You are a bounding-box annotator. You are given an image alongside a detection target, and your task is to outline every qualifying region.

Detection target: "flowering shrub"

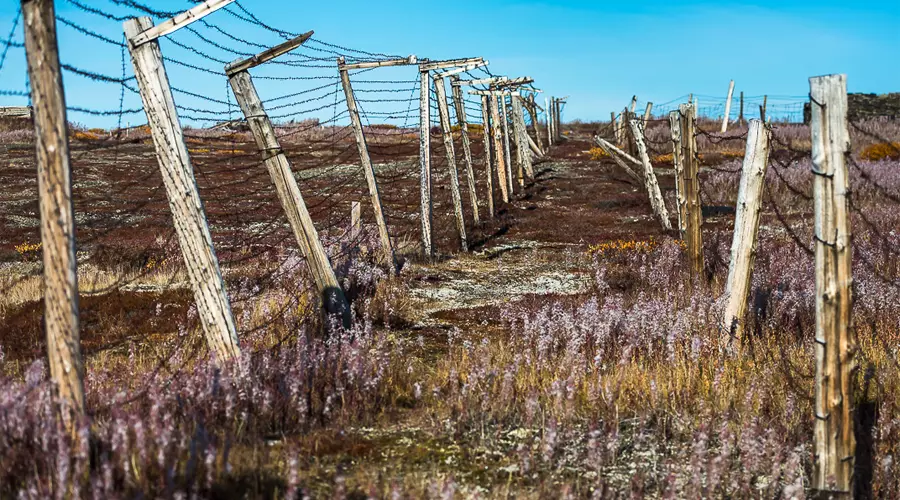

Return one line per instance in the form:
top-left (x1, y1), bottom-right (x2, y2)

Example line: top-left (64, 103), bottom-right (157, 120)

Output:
top-left (860, 142), bottom-right (900, 161)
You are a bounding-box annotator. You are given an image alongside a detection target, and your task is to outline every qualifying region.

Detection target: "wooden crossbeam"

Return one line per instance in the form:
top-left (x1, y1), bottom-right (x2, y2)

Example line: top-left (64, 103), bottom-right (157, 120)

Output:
top-left (419, 57), bottom-right (483, 71)
top-left (432, 60), bottom-right (488, 78)
top-left (128, 0), bottom-right (235, 47)
top-left (453, 76), bottom-right (509, 87)
top-left (493, 77), bottom-right (534, 88)
top-left (339, 56), bottom-right (417, 70)
top-left (225, 31), bottom-right (314, 76)
top-left (468, 89), bottom-right (520, 97)
top-left (0, 106), bottom-right (32, 118)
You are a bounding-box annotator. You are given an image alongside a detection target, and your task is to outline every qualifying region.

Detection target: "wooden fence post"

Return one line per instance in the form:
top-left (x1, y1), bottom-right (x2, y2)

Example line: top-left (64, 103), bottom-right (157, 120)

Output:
top-left (499, 95), bottom-right (515, 196)
top-left (23, 0), bottom-right (85, 430)
top-left (593, 137), bottom-right (643, 185)
top-left (229, 70), bottom-right (351, 326)
top-left (490, 95), bottom-right (510, 203)
top-left (721, 79), bottom-right (735, 133)
top-left (721, 120), bottom-right (770, 347)
top-left (338, 60), bottom-right (398, 272)
top-left (351, 201), bottom-right (361, 242)
top-left (555, 98), bottom-right (564, 141)
top-left (668, 110), bottom-right (687, 237)
top-left (511, 96), bottom-right (534, 184)
top-left (629, 119), bottom-right (672, 230)
top-left (642, 102), bottom-right (653, 127)
top-left (480, 96), bottom-right (495, 217)
top-left (629, 95), bottom-right (637, 114)
top-left (125, 17), bottom-right (240, 361)
top-left (760, 95), bottom-right (767, 123)
top-left (679, 103), bottom-right (704, 278)
top-left (546, 96), bottom-right (554, 145)
top-left (810, 73), bottom-right (855, 498)
top-left (433, 76), bottom-right (468, 251)
top-left (419, 68), bottom-right (434, 257)
top-left (449, 77), bottom-right (480, 224)
top-left (739, 91), bottom-right (745, 125)
top-left (525, 94), bottom-right (545, 154)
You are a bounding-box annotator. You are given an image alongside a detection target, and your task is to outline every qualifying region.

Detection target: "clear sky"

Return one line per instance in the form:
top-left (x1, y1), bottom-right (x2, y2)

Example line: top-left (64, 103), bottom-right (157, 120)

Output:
top-left (0, 0), bottom-right (897, 126)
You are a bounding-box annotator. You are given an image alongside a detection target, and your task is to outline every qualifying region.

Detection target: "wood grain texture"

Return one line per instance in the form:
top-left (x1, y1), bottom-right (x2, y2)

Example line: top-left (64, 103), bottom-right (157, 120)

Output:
top-left (433, 76), bottom-right (468, 251)
top-left (419, 69), bottom-right (434, 256)
top-left (480, 96), bottom-right (495, 218)
top-left (490, 95), bottom-right (510, 203)
top-left (628, 119), bottom-right (672, 230)
top-left (450, 76), bottom-right (480, 224)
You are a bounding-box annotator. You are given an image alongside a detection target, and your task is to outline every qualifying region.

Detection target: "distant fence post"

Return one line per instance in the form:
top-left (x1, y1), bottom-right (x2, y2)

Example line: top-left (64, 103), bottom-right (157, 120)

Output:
top-left (480, 96), bottom-right (495, 217)
top-left (642, 102), bottom-right (653, 127)
top-left (629, 119), bottom-right (672, 230)
top-left (679, 103), bottom-right (704, 278)
top-left (721, 120), bottom-right (770, 348)
top-left (760, 95), bottom-right (768, 123)
top-left (546, 96), bottom-right (554, 146)
top-left (512, 95), bottom-right (534, 183)
top-left (668, 110), bottom-right (687, 237)
top-left (229, 68), bottom-right (351, 327)
top-left (450, 76), bottom-right (480, 224)
top-left (125, 16), bottom-right (240, 361)
top-left (739, 91), bottom-right (745, 125)
top-left (433, 76), bottom-right (469, 251)
top-left (721, 79), bottom-right (735, 133)
top-left (490, 95), bottom-right (510, 203)
top-left (419, 67), bottom-right (434, 257)
top-left (525, 94), bottom-right (545, 154)
top-left (499, 95), bottom-right (515, 195)
top-left (810, 73), bottom-right (855, 498)
top-left (23, 0), bottom-right (85, 431)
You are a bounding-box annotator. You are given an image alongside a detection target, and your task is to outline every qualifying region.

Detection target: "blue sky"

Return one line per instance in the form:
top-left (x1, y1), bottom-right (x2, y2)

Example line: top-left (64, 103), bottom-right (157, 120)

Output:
top-left (0, 0), bottom-right (897, 126)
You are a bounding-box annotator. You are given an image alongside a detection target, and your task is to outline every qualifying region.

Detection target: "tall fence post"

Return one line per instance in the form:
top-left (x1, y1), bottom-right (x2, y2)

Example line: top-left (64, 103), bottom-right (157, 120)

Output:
top-left (668, 110), bottom-right (687, 238)
top-left (629, 119), bottom-right (672, 230)
top-left (480, 96), bottom-right (495, 217)
top-left (679, 103), bottom-right (704, 278)
top-left (810, 73), bottom-right (855, 498)
top-left (229, 69), bottom-right (352, 326)
top-left (433, 76), bottom-right (468, 251)
top-left (499, 95), bottom-right (515, 196)
top-left (721, 79), bottom-right (735, 133)
top-left (490, 95), bottom-right (510, 203)
top-left (739, 91), bottom-right (745, 125)
top-left (338, 59), bottom-right (398, 272)
top-left (419, 68), bottom-right (434, 257)
top-left (351, 201), bottom-right (361, 242)
top-left (525, 94), bottom-right (545, 154)
top-left (23, 0), bottom-right (85, 430)
top-left (546, 96), bottom-right (554, 145)
top-left (721, 120), bottom-right (770, 348)
top-left (450, 77), bottom-right (480, 224)
top-left (124, 17), bottom-right (240, 361)
top-left (642, 102), bottom-right (653, 127)
top-left (760, 95), bottom-right (768, 123)
top-left (511, 95), bottom-right (534, 184)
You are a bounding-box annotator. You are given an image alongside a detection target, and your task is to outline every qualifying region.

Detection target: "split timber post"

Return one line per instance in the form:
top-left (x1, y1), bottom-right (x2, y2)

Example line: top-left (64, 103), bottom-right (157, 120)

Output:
top-left (490, 95), bottom-right (510, 203)
top-left (338, 57), bottom-right (399, 273)
top-left (525, 95), bottom-right (545, 154)
top-left (810, 74), bottom-right (855, 498)
top-left (642, 102), bottom-right (653, 127)
top-left (23, 0), bottom-right (85, 430)
top-left (499, 96), bottom-right (515, 195)
top-left (668, 111), bottom-right (687, 237)
top-left (679, 103), bottom-right (704, 278)
top-left (721, 79), bottom-right (735, 133)
top-left (419, 68), bottom-right (434, 257)
top-left (480, 96), bottom-right (495, 217)
top-left (512, 96), bottom-right (535, 181)
top-left (448, 76), bottom-right (480, 224)
top-left (721, 120), bottom-right (771, 347)
top-left (225, 34), bottom-right (352, 329)
top-left (628, 119), bottom-right (672, 230)
top-left (124, 12), bottom-right (240, 362)
top-left (433, 75), bottom-right (469, 251)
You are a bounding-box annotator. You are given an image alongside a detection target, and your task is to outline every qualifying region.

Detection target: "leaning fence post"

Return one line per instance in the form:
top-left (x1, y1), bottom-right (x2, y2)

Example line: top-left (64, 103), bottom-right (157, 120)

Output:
top-left (721, 79), bottom-right (735, 133)
top-left (419, 68), bottom-right (434, 257)
top-left (525, 94), bottom-right (545, 154)
top-left (125, 16), bottom-right (240, 361)
top-left (23, 0), bottom-right (85, 431)
top-left (499, 94), bottom-right (515, 196)
top-left (229, 67), bottom-right (351, 327)
top-left (480, 96), bottom-right (495, 217)
top-left (490, 95), bottom-right (510, 203)
top-left (810, 73), bottom-right (855, 498)
top-left (350, 201), bottom-right (361, 242)
top-left (450, 76), bottom-right (480, 224)
top-left (629, 119), bottom-right (672, 230)
top-left (679, 103), bottom-right (704, 278)
top-left (721, 120), bottom-right (770, 347)
top-left (433, 76), bottom-right (468, 251)
top-left (338, 58), bottom-right (398, 272)
top-left (668, 110), bottom-right (687, 237)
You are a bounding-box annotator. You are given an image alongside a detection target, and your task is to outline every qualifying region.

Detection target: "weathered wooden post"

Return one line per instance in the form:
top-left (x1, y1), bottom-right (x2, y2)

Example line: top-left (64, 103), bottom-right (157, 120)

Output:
top-left (449, 76), bottom-right (480, 224)
top-left (642, 102), bottom-right (653, 127)
top-left (629, 95), bottom-right (638, 114)
top-left (679, 103), bottom-right (704, 278)
top-left (546, 96), bottom-right (554, 145)
top-left (511, 95), bottom-right (534, 184)
top-left (629, 119), bottom-right (672, 230)
top-left (225, 37), bottom-right (352, 328)
top-left (593, 137), bottom-right (643, 185)
top-left (338, 57), bottom-right (399, 272)
top-left (480, 96), bottom-right (495, 217)
top-left (721, 120), bottom-right (770, 347)
top-left (555, 98), bottom-right (564, 142)
top-left (350, 201), bottom-right (361, 242)
top-left (760, 95), bottom-right (768, 123)
top-left (668, 111), bottom-right (687, 237)
top-left (433, 76), bottom-right (468, 251)
top-left (490, 95), bottom-right (510, 203)
top-left (499, 94), bottom-right (515, 195)
top-left (525, 94), bottom-right (545, 154)
top-left (23, 0), bottom-right (85, 430)
top-left (419, 68), bottom-right (434, 257)
top-left (125, 10), bottom-right (240, 362)
top-left (739, 91), bottom-right (745, 125)
top-left (721, 80), bottom-right (735, 133)
top-left (810, 73), bottom-right (855, 498)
